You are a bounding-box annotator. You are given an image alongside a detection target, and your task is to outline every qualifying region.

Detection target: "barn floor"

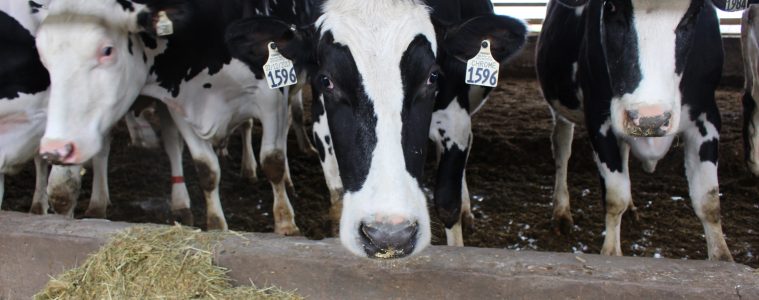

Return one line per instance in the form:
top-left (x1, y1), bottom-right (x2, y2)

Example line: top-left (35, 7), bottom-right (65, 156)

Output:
top-left (2, 78), bottom-right (758, 268)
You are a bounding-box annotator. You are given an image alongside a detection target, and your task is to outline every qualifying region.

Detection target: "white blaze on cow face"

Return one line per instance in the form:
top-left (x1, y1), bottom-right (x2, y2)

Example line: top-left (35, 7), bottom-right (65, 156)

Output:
top-left (36, 1), bottom-right (148, 164)
top-left (316, 0), bottom-right (437, 258)
top-left (606, 0), bottom-right (692, 138)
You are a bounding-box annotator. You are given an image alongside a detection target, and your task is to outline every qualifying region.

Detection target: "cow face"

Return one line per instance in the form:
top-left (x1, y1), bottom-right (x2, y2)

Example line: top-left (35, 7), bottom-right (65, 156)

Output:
top-left (228, 0), bottom-right (526, 259)
top-left (599, 0), bottom-right (702, 138)
top-left (36, 0), bottom-right (148, 164)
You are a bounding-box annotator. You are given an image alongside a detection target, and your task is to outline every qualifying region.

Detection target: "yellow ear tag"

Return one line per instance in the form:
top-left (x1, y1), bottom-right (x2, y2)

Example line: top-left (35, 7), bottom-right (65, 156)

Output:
top-left (263, 42), bottom-right (297, 90)
top-left (465, 40), bottom-right (500, 88)
top-left (156, 11), bottom-right (174, 37)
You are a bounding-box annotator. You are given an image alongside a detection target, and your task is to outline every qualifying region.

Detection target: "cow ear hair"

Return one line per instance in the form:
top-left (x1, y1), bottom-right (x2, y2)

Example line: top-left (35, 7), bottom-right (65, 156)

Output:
top-left (225, 16), bottom-right (308, 78)
top-left (442, 15), bottom-right (528, 65)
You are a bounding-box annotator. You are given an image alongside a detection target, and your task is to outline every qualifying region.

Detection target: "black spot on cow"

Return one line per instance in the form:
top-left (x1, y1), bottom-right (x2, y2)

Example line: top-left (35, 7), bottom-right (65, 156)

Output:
top-left (315, 32), bottom-right (377, 193)
top-left (203, 83), bottom-right (212, 89)
top-left (324, 135), bottom-right (331, 145)
top-left (699, 139), bottom-right (719, 164)
top-left (139, 32), bottom-right (157, 50)
top-left (434, 144), bottom-right (468, 228)
top-left (400, 35), bottom-right (437, 181)
top-left (127, 35), bottom-right (134, 55)
top-left (0, 11), bottom-right (50, 100)
top-left (29, 1), bottom-right (42, 14)
top-left (142, 51), bottom-right (148, 63)
top-left (116, 0), bottom-right (134, 12)
top-left (696, 119), bottom-right (708, 136)
top-left (313, 132), bottom-right (326, 162)
top-left (438, 129), bottom-right (446, 138)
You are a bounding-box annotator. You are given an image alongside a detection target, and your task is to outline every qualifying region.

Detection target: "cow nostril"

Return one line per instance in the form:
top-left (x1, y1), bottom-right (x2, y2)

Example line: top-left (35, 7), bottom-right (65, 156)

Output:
top-left (359, 221), bottom-right (418, 259)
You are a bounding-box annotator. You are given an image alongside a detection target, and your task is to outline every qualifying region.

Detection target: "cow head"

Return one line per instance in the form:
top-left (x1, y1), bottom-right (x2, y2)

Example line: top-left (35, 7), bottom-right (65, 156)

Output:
top-left (36, 0), bottom-right (149, 164)
top-left (557, 0), bottom-right (749, 138)
top-left (227, 0), bottom-right (526, 259)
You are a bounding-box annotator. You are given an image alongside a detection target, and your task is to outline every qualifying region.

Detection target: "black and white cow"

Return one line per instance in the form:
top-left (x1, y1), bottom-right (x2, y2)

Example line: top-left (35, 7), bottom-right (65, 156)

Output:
top-left (740, 3), bottom-right (759, 176)
top-left (226, 0), bottom-right (526, 258)
top-left (537, 0), bottom-right (749, 261)
top-left (35, 0), bottom-right (322, 234)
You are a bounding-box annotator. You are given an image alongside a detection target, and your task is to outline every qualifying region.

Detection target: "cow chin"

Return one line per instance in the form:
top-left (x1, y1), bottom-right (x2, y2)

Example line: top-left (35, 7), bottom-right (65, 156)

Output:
top-left (338, 188), bottom-right (431, 260)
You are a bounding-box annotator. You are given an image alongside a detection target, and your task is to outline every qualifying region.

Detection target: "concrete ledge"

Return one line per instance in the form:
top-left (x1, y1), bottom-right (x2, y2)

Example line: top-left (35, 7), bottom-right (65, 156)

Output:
top-left (0, 212), bottom-right (757, 300)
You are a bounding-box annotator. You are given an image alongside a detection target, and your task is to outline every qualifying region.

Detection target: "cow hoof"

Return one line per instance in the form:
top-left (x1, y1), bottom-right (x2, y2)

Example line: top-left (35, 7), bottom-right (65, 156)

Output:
top-left (462, 211), bottom-right (475, 233)
top-left (241, 167), bottom-right (258, 183)
top-left (172, 208), bottom-right (194, 226)
top-left (29, 203), bottom-right (46, 215)
top-left (83, 207), bottom-right (107, 219)
top-left (275, 223), bottom-right (301, 236)
top-left (552, 214), bottom-right (574, 236)
top-left (710, 249), bottom-right (734, 262)
top-left (206, 215), bottom-right (228, 231)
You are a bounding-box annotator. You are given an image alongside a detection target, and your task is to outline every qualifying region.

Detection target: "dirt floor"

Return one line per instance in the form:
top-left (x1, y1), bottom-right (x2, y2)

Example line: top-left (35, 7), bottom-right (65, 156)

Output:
top-left (3, 78), bottom-right (758, 268)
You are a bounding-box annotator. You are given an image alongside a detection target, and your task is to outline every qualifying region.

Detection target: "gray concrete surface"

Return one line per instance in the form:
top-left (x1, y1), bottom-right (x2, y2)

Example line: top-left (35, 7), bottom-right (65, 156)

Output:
top-left (0, 212), bottom-right (757, 299)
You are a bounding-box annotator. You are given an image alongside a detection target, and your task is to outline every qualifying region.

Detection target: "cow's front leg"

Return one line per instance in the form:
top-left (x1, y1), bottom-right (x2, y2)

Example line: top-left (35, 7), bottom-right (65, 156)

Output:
top-left (742, 91), bottom-right (759, 176)
top-left (83, 137), bottom-right (111, 218)
top-left (240, 119), bottom-right (258, 182)
top-left (157, 104), bottom-right (193, 226)
top-left (260, 96), bottom-right (299, 236)
top-left (169, 113), bottom-right (226, 231)
top-left (592, 124), bottom-right (632, 256)
top-left (47, 165), bottom-right (83, 217)
top-left (290, 89), bottom-right (318, 156)
top-left (684, 116), bottom-right (732, 261)
top-left (430, 100), bottom-right (472, 247)
top-left (550, 111), bottom-right (575, 235)
top-left (29, 156), bottom-right (49, 215)
top-left (313, 95), bottom-right (343, 235)
top-left (124, 109), bottom-right (160, 149)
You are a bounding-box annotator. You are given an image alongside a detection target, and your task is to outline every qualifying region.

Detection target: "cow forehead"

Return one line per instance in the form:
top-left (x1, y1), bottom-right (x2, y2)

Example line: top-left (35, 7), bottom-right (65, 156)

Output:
top-left (318, 0), bottom-right (436, 106)
top-left (44, 0), bottom-right (141, 30)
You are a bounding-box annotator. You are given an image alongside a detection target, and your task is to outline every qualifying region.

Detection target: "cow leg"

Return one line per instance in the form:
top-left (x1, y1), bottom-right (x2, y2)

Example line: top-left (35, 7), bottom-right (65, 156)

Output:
top-left (124, 110), bottom-right (160, 149)
top-left (743, 91), bottom-right (759, 176)
top-left (168, 113), bottom-right (226, 231)
top-left (82, 137), bottom-right (111, 218)
top-left (290, 89), bottom-right (318, 156)
top-left (551, 112), bottom-right (575, 235)
top-left (0, 174), bottom-right (4, 208)
top-left (47, 165), bottom-right (83, 217)
top-left (240, 119), bottom-right (258, 182)
top-left (684, 118), bottom-right (732, 261)
top-left (156, 105), bottom-right (193, 226)
top-left (29, 156), bottom-right (49, 215)
top-left (312, 95), bottom-right (344, 235)
top-left (260, 99), bottom-right (300, 236)
top-left (592, 124), bottom-right (632, 257)
top-left (430, 100), bottom-right (472, 247)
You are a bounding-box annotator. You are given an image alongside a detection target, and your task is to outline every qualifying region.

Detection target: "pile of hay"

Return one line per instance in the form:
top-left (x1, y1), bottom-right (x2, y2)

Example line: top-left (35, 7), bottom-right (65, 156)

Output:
top-left (35, 225), bottom-right (302, 300)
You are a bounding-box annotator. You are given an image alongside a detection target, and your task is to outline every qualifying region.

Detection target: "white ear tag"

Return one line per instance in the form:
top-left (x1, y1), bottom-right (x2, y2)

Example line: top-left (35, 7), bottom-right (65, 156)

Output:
top-left (722, 0), bottom-right (749, 11)
top-left (465, 40), bottom-right (500, 88)
top-left (156, 11), bottom-right (174, 36)
top-left (263, 42), bottom-right (298, 89)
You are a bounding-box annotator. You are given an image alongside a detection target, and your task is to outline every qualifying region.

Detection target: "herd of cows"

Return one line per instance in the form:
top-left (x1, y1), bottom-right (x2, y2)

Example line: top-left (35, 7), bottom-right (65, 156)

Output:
top-left (1, 0), bottom-right (758, 261)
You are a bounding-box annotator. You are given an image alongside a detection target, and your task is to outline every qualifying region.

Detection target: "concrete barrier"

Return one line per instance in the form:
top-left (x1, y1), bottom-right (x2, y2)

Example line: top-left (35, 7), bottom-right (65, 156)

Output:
top-left (0, 212), bottom-right (757, 300)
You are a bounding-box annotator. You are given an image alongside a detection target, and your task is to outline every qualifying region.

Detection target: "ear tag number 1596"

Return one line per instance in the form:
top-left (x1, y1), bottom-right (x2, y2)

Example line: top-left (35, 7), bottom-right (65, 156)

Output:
top-left (465, 40), bottom-right (499, 88)
top-left (263, 42), bottom-right (297, 90)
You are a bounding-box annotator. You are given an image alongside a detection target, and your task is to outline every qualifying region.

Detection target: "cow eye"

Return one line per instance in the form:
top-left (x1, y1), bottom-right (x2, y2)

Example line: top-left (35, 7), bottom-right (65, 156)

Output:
top-left (427, 71), bottom-right (440, 85)
top-left (102, 46), bottom-right (114, 57)
top-left (319, 75), bottom-right (334, 91)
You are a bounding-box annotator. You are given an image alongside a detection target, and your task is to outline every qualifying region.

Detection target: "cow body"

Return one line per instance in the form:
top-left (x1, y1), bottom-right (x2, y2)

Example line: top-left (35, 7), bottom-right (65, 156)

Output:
top-left (537, 0), bottom-right (733, 261)
top-left (36, 0), bottom-right (320, 233)
top-left (227, 0), bottom-right (526, 258)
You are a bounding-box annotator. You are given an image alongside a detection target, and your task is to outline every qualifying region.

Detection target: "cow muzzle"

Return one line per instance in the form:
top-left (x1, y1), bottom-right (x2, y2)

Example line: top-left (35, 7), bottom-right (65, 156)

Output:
top-left (40, 139), bottom-right (78, 165)
top-left (359, 216), bottom-right (418, 259)
top-left (624, 105), bottom-right (673, 137)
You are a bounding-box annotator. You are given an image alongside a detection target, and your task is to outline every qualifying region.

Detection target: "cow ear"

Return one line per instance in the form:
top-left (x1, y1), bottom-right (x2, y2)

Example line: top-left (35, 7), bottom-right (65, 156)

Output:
top-left (442, 15), bottom-right (528, 65)
top-left (555, 0), bottom-right (589, 7)
top-left (134, 1), bottom-right (196, 38)
top-left (225, 17), bottom-right (310, 78)
top-left (711, 0), bottom-right (759, 11)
